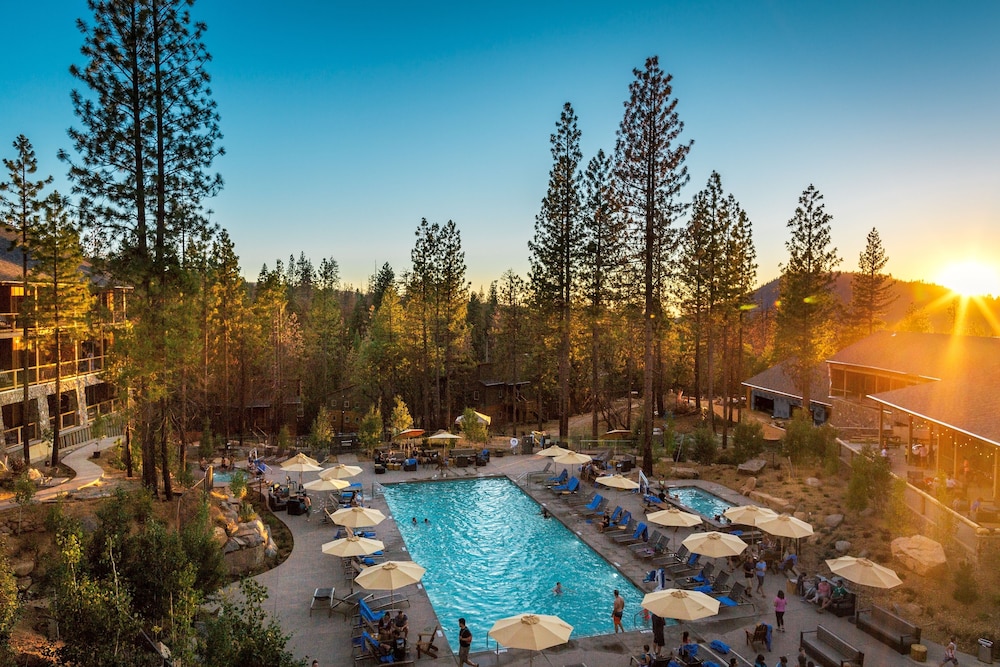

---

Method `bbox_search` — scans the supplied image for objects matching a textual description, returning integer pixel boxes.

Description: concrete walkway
[244,452,979,667]
[0,436,120,511]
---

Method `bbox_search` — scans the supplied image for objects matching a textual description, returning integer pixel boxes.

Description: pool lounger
[310,587,335,617]
[332,590,372,619]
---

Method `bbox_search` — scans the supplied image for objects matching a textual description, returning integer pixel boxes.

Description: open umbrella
[723,505,778,527]
[355,560,425,609]
[488,613,573,666]
[321,534,385,558]
[647,508,703,550]
[281,452,323,486]
[331,506,386,528]
[596,474,640,491]
[536,444,571,457]
[319,464,363,480]
[641,588,720,621]
[553,450,591,476]
[303,477,350,492]
[427,431,461,441]
[825,556,902,589]
[683,531,748,559]
[757,513,814,539]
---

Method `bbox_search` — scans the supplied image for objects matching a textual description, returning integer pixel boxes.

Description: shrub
[691,427,717,465]
[732,420,765,463]
[229,469,248,500]
[953,561,979,604]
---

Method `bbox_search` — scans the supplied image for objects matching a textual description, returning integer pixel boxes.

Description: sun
[936,261,1000,298]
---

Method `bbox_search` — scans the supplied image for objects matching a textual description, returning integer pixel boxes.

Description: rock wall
[217,497,278,575]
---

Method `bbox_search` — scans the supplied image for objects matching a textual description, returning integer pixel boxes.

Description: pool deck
[250,452,972,666]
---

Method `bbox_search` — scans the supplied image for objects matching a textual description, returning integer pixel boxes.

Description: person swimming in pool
[553,582,563,594]
[412,517,418,525]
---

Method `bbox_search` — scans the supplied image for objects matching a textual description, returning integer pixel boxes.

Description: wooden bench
[856,604,921,654]
[800,625,864,667]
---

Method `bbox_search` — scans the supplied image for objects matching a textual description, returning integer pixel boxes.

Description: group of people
[371,610,409,661]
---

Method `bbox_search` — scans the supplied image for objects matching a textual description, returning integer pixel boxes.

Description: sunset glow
[936,261,1000,298]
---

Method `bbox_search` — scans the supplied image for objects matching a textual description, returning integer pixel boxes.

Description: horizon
[3,1,999,294]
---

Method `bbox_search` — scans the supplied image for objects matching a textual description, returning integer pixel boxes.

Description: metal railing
[0,356,106,392]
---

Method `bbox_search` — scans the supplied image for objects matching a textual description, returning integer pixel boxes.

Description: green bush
[229,469,248,500]
[953,561,979,604]
[732,420,765,463]
[691,427,717,465]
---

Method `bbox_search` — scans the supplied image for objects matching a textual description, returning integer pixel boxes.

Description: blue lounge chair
[545,469,568,486]
[359,631,397,664]
[678,562,715,586]
[610,510,632,529]
[550,476,579,493]
[613,521,648,546]
[581,496,608,518]
[356,598,386,626]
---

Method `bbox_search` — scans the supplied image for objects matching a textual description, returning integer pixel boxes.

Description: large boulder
[891,535,947,578]
[824,514,844,529]
[670,467,700,479]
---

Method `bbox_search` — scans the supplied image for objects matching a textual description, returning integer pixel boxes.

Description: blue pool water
[383,477,648,652]
[669,486,737,519]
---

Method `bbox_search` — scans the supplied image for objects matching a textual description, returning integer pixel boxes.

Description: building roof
[0,227,121,287]
[831,331,1000,446]
[742,361,832,407]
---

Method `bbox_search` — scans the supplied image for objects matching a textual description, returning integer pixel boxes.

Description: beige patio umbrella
[647,508,703,550]
[319,463,363,480]
[536,444,571,457]
[757,513,814,539]
[281,452,323,486]
[641,588,721,621]
[723,504,778,527]
[488,613,573,666]
[303,477,351,492]
[355,560,426,609]
[427,430,461,441]
[595,474,640,491]
[683,531,748,559]
[331,506,386,528]
[825,556,902,589]
[321,534,385,558]
[554,450,591,476]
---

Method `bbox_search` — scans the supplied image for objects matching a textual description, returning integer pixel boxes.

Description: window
[473,391,479,401]
[343,400,350,409]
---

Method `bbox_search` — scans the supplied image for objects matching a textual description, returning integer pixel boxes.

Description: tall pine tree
[850,227,895,338]
[614,57,692,474]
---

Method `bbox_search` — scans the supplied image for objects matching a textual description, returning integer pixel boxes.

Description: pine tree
[850,227,895,337]
[775,185,841,419]
[496,270,528,426]
[614,56,692,474]
[580,148,624,437]
[528,102,583,439]
[63,0,223,498]
[1,135,52,465]
[28,194,93,467]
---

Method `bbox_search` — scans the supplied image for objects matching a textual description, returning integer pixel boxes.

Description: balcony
[0,356,106,392]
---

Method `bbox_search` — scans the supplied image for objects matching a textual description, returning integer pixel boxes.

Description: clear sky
[3,1,999,293]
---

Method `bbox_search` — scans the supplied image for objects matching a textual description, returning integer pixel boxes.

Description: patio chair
[416,624,441,658]
[566,490,598,506]
[581,496,608,518]
[651,544,689,567]
[331,590,372,619]
[745,622,770,652]
[551,477,580,494]
[358,631,414,665]
[596,506,623,532]
[663,553,702,577]
[677,562,715,587]
[613,521,649,546]
[608,516,636,538]
[310,587,335,617]
[545,469,568,486]
[630,530,665,555]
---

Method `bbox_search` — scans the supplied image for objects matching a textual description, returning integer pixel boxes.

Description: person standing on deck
[457,618,478,667]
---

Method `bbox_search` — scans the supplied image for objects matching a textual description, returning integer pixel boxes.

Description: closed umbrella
[683,531,748,559]
[596,474,640,491]
[647,508,703,550]
[331,506,386,528]
[355,560,425,609]
[488,613,573,666]
[641,588,720,621]
[319,464,363,480]
[321,534,385,558]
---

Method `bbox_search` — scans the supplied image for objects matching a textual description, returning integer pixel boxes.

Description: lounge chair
[358,630,414,665]
[715,581,756,613]
[416,624,441,659]
[597,506,622,530]
[608,516,636,538]
[310,587,334,617]
[581,497,608,519]
[613,522,649,546]
[545,469,568,486]
[663,553,702,577]
[566,490,597,506]
[745,622,769,652]
[353,598,387,628]
[551,477,579,494]
[651,544,689,567]
[611,510,632,530]
[677,562,715,587]
[630,530,664,555]
[332,590,372,619]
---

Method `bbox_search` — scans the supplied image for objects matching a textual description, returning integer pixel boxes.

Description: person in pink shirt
[773,590,787,631]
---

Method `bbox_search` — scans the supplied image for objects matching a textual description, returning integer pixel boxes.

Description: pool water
[670,486,737,519]
[383,477,648,652]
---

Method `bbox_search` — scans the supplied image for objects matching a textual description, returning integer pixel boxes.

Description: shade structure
[553,451,592,465]
[330,506,386,528]
[536,444,571,457]
[456,410,492,426]
[319,464,363,480]
[595,474,640,490]
[321,534,385,558]
[641,588,720,621]
[683,531,748,558]
[355,560,426,607]
[723,504,778,527]
[303,477,351,493]
[488,613,573,651]
[825,556,902,589]
[427,430,461,441]
[757,513,814,539]
[280,452,322,472]
[646,508,703,529]
[395,428,425,440]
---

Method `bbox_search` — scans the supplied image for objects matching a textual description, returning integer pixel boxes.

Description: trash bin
[978,638,994,664]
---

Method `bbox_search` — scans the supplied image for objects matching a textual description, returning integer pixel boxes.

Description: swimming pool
[669,486,737,520]
[383,477,648,652]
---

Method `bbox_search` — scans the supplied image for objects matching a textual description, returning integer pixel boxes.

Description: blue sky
[3,1,999,292]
